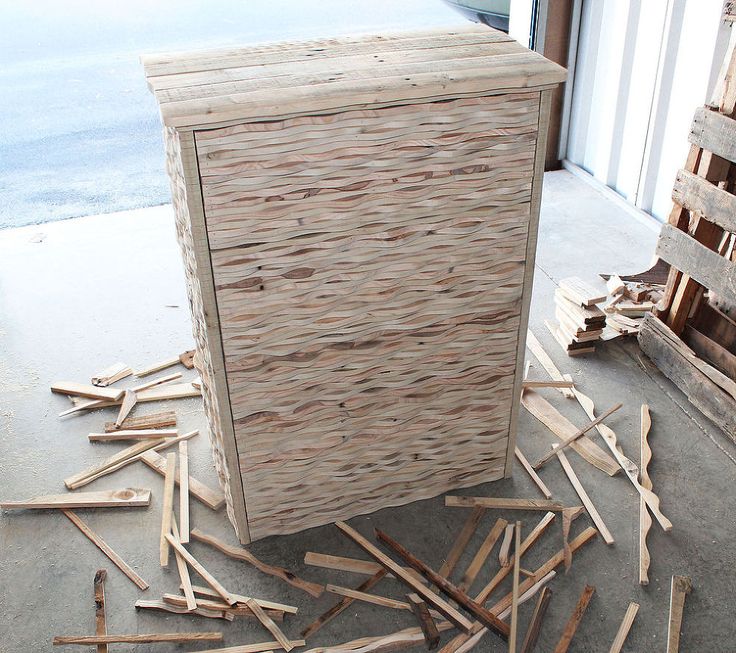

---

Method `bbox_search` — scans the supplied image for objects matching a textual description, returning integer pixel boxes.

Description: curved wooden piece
[639,404,653,585]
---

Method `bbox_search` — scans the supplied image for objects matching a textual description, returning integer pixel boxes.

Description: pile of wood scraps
[547,277,607,355]
[601,273,664,339]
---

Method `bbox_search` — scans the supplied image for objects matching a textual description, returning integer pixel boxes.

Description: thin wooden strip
[302,622,454,653]
[162,594,283,621]
[509,522,521,653]
[172,518,197,610]
[445,496,565,511]
[89,429,179,442]
[373,527,509,639]
[246,598,294,651]
[179,440,190,543]
[114,390,138,427]
[160,452,176,566]
[165,533,237,605]
[104,411,177,432]
[672,168,736,233]
[183,646,288,653]
[52,633,223,645]
[93,570,108,653]
[187,584,298,614]
[1,488,151,510]
[334,521,474,633]
[303,552,422,581]
[515,448,552,499]
[667,575,692,653]
[62,510,149,590]
[141,450,225,511]
[639,404,653,585]
[554,448,615,545]
[92,362,132,387]
[552,585,595,653]
[191,529,324,597]
[519,586,552,653]
[608,602,639,653]
[526,330,574,398]
[498,571,555,620]
[135,599,234,621]
[437,505,486,579]
[407,594,440,650]
[521,380,574,389]
[458,518,507,592]
[498,524,515,568]
[51,382,124,401]
[134,354,182,377]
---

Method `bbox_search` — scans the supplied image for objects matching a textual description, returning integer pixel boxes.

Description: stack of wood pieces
[546,277,607,355]
[600,273,664,339]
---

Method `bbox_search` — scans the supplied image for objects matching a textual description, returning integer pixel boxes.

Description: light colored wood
[446,496,566,511]
[458,518,507,592]
[533,402,623,469]
[135,599,233,621]
[438,506,485,579]
[639,404,653,585]
[325,584,410,611]
[51,382,124,401]
[608,602,639,653]
[105,410,177,432]
[172,518,197,610]
[525,330,574,398]
[672,168,736,233]
[498,571,555,620]
[161,594,283,621]
[302,552,422,582]
[552,585,595,653]
[519,586,552,653]
[554,290,606,327]
[187,585,298,614]
[559,277,607,307]
[2,488,151,510]
[246,599,293,652]
[515,447,552,498]
[53,633,223,645]
[498,523,515,568]
[61,510,149,590]
[667,575,692,653]
[301,622,454,653]
[561,506,584,571]
[179,440,190,543]
[689,105,736,162]
[509,521,521,653]
[521,379,574,389]
[93,570,107,653]
[554,447,615,544]
[160,452,177,566]
[89,429,178,442]
[521,389,619,475]
[335,521,474,633]
[165,533,237,605]
[134,355,181,377]
[140,449,225,511]
[92,362,132,387]
[546,319,596,355]
[114,389,138,427]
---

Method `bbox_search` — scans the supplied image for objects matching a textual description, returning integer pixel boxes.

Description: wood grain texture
[2,488,150,510]
[52,633,222,645]
[458,518,507,592]
[446,496,565,511]
[104,411,176,431]
[515,448,552,498]
[93,570,107,653]
[689,106,736,163]
[639,405,653,585]
[672,168,736,233]
[438,506,486,580]
[520,586,552,653]
[608,602,639,653]
[552,585,595,653]
[160,452,176,566]
[667,576,692,653]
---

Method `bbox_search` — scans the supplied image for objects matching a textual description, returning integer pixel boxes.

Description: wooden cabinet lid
[142,25,566,129]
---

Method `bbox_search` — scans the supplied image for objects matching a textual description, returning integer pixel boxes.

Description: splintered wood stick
[1,488,151,510]
[172,518,197,610]
[407,594,440,649]
[498,523,515,568]
[525,330,575,398]
[446,496,566,511]
[246,599,293,651]
[533,402,623,469]
[373,527,509,639]
[191,529,324,597]
[438,506,485,579]
[509,522,522,653]
[515,447,553,499]
[520,586,552,653]
[192,643,305,653]
[135,600,233,621]
[608,602,639,653]
[114,389,138,427]
[552,585,596,653]
[52,633,223,645]
[301,569,386,639]
[51,382,124,402]
[104,410,177,432]
[162,594,283,621]
[334,521,474,633]
[62,510,149,590]
[498,571,556,620]
[640,404,653,585]
[667,576,692,653]
[186,584,298,614]
[160,452,176,567]
[458,518,507,592]
[179,440,190,543]
[93,570,108,653]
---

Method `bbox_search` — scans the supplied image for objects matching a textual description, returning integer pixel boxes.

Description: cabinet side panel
[164,127,251,543]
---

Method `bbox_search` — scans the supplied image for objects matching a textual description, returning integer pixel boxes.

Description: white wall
[566,0,730,221]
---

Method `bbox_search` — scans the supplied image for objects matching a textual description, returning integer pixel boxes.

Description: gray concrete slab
[1,170,735,651]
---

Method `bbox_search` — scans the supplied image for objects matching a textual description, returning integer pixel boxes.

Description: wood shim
[509,522,521,653]
[1,488,151,510]
[445,496,566,511]
[179,440,190,543]
[172,519,197,610]
[245,598,294,651]
[526,329,574,398]
[552,585,595,653]
[498,571,555,620]
[303,552,422,581]
[498,523,515,568]
[667,576,692,653]
[608,602,639,653]
[187,585,298,614]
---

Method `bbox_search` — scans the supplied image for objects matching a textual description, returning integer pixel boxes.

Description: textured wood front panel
[197,93,539,540]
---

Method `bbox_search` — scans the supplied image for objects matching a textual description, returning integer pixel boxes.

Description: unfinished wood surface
[51,382,124,401]
[187,585,298,614]
[639,404,653,585]
[179,440,190,543]
[93,570,108,653]
[245,599,294,651]
[667,575,692,653]
[689,106,736,162]
[438,506,485,580]
[92,363,132,387]
[301,622,454,653]
[162,594,283,621]
[374,527,509,639]
[498,571,555,620]
[303,552,422,581]
[326,584,409,611]
[446,496,565,511]
[521,390,619,475]
[672,168,736,233]
[554,447,614,544]
[554,291,606,326]
[515,448,552,499]
[521,380,574,389]
[115,389,138,427]
[608,602,639,653]
[166,533,237,605]
[335,521,474,633]
[191,644,303,653]
[520,586,552,653]
[533,402,622,469]
[134,354,182,377]
[1,488,151,510]
[498,523,515,567]
[89,429,178,442]
[135,600,233,621]
[53,633,223,645]
[552,585,595,653]
[525,330,574,398]
[683,324,736,381]
[104,411,177,432]
[458,518,507,592]
[141,450,225,511]
[62,510,149,590]
[172,518,197,610]
[407,594,440,649]
[191,529,324,597]
[559,277,606,307]
[509,521,522,653]
[561,507,584,572]
[160,452,176,566]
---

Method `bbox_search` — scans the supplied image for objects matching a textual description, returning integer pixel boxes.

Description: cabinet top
[142,25,566,130]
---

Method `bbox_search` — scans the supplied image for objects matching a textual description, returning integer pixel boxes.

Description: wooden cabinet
[143,26,565,543]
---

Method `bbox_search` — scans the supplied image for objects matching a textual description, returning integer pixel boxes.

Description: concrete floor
[1,170,735,651]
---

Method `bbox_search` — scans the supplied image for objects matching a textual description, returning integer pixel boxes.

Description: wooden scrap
[92,363,132,387]
[114,389,138,428]
[606,275,625,295]
[552,585,595,653]
[613,301,654,316]
[303,552,421,580]
[623,283,650,303]
[458,518,507,592]
[521,379,574,389]
[51,382,124,402]
[546,319,596,355]
[104,410,177,432]
[520,586,552,653]
[373,527,509,639]
[302,623,453,653]
[608,602,639,653]
[407,593,440,649]
[179,440,190,543]
[1,488,151,510]
[445,496,565,511]
[498,523,515,568]
[52,633,223,645]
[559,277,607,307]
[193,643,305,653]
[554,290,606,326]
[93,570,108,653]
[141,450,225,511]
[62,511,148,590]
[639,404,653,585]
[246,598,294,651]
[437,505,485,580]
[555,447,614,545]
[165,533,237,605]
[180,349,196,368]
[498,571,555,620]
[334,521,475,634]
[525,330,574,398]
[172,518,197,610]
[509,521,522,653]
[326,584,410,611]
[187,585,298,614]
[135,600,233,621]
[162,594,283,621]
[533,402,623,469]
[89,429,178,442]
[561,506,585,571]
[599,259,670,285]
[135,349,195,377]
[515,448,552,499]
[667,575,692,653]
[190,529,324,597]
